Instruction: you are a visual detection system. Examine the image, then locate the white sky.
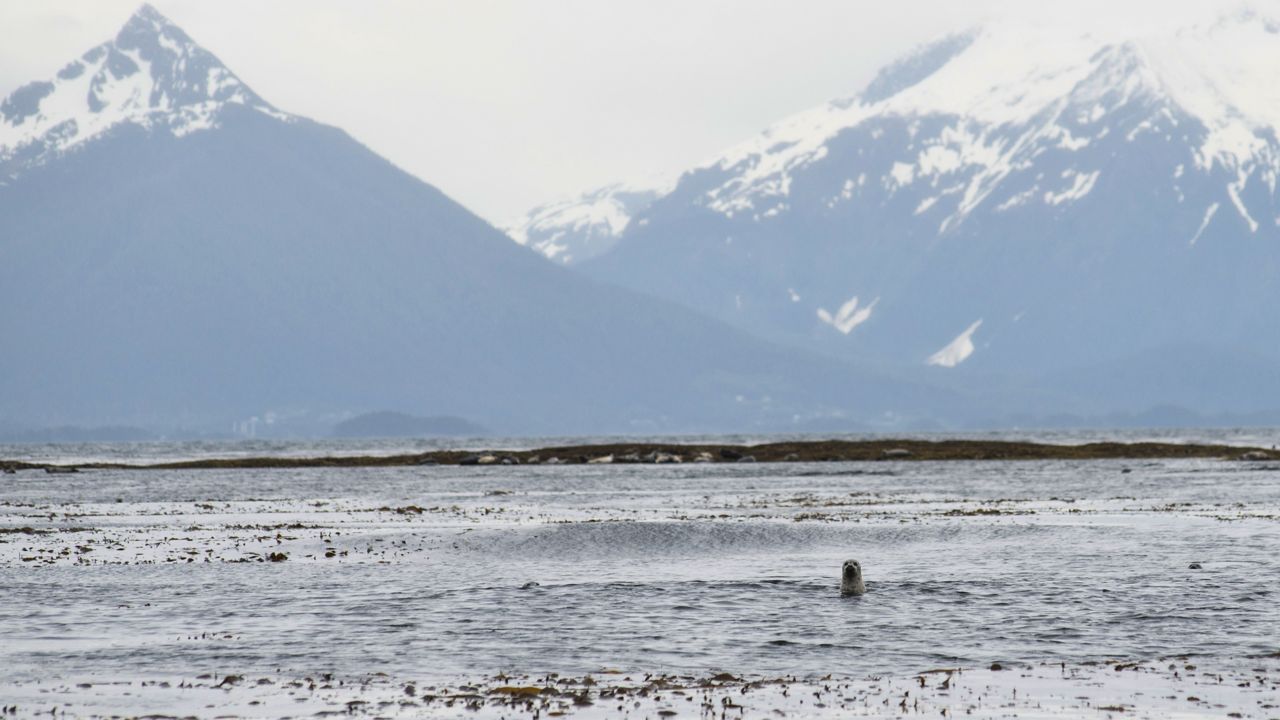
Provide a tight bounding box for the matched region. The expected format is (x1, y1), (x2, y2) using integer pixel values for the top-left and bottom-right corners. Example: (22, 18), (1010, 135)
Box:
(0, 0), (1260, 223)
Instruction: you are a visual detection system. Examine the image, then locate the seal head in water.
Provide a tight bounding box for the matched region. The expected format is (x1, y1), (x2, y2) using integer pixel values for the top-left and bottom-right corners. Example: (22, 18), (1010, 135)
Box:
(841, 559), (866, 595)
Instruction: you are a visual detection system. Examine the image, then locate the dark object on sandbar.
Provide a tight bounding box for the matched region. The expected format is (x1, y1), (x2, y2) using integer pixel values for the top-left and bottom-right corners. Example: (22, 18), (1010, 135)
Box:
(1188, 562), (1203, 569)
(521, 581), (540, 589)
(2, 465), (16, 474)
(459, 454), (482, 466)
(989, 663), (1005, 671)
(44, 466), (79, 474)
(416, 457), (439, 466)
(881, 448), (912, 459)
(720, 449), (743, 461)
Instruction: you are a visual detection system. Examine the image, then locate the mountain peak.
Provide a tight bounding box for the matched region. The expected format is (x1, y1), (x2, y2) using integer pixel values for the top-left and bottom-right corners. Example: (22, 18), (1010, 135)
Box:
(121, 3), (178, 34)
(0, 4), (285, 176)
(114, 3), (195, 55)
(854, 30), (978, 106)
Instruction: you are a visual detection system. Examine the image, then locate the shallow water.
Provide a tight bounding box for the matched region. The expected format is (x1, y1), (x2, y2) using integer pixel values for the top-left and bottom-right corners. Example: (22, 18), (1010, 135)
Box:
(2, 456), (1278, 686)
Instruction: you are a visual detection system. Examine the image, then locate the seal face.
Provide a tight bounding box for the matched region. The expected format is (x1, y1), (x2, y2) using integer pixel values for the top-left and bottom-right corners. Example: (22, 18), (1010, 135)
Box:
(841, 559), (866, 596)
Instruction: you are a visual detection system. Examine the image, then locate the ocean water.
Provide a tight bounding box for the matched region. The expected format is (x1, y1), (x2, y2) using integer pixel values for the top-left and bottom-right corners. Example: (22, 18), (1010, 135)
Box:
(2, 441), (1278, 688)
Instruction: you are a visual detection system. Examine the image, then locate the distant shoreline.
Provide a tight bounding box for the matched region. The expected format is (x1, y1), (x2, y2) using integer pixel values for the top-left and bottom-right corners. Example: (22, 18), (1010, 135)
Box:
(3, 439), (1275, 471)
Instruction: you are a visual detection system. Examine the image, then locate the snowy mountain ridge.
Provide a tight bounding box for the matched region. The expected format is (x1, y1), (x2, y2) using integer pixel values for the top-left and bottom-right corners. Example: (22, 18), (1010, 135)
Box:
(698, 11), (1280, 232)
(569, 5), (1280, 418)
(501, 181), (668, 264)
(517, 8), (1280, 265)
(0, 4), (288, 180)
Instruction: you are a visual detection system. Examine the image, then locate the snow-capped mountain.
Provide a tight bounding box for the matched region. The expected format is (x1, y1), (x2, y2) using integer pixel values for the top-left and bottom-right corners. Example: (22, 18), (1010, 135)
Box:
(568, 9), (1280, 418)
(502, 181), (666, 264)
(0, 4), (285, 179)
(681, 15), (1280, 235)
(0, 5), (955, 434)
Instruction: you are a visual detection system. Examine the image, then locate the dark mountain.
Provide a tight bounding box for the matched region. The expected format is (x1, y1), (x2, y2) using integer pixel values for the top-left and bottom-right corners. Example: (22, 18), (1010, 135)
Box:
(0, 5), (960, 435)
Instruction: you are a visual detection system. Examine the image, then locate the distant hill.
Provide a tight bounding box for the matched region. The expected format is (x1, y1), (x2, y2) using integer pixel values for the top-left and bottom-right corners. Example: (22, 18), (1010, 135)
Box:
(0, 425), (155, 443)
(332, 412), (487, 438)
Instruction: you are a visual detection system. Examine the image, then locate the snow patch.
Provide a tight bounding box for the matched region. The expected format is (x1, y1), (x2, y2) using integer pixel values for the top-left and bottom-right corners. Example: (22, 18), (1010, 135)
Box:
(1043, 170), (1100, 206)
(927, 320), (983, 368)
(1141, 14), (1280, 172)
(1189, 202), (1220, 245)
(874, 23), (1103, 127)
(817, 295), (878, 335)
(169, 102), (220, 137)
(704, 99), (871, 216)
(889, 161), (916, 187)
(1054, 127), (1090, 151)
(502, 180), (668, 264)
(1226, 174), (1259, 232)
(996, 186), (1038, 212)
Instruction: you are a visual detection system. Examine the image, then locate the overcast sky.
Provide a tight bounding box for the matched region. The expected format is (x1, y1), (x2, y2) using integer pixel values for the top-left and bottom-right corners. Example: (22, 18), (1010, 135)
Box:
(0, 0), (1259, 223)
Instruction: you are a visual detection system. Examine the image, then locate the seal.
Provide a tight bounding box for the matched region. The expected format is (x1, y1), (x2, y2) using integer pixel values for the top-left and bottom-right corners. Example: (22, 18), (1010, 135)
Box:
(841, 559), (866, 596)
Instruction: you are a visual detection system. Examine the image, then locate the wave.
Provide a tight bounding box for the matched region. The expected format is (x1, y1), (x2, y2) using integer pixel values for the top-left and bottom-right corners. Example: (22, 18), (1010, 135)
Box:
(442, 520), (1055, 560)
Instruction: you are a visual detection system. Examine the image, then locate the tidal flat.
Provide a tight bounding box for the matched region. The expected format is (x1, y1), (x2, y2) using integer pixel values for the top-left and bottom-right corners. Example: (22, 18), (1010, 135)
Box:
(2, 454), (1278, 717)
(5, 437), (1279, 471)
